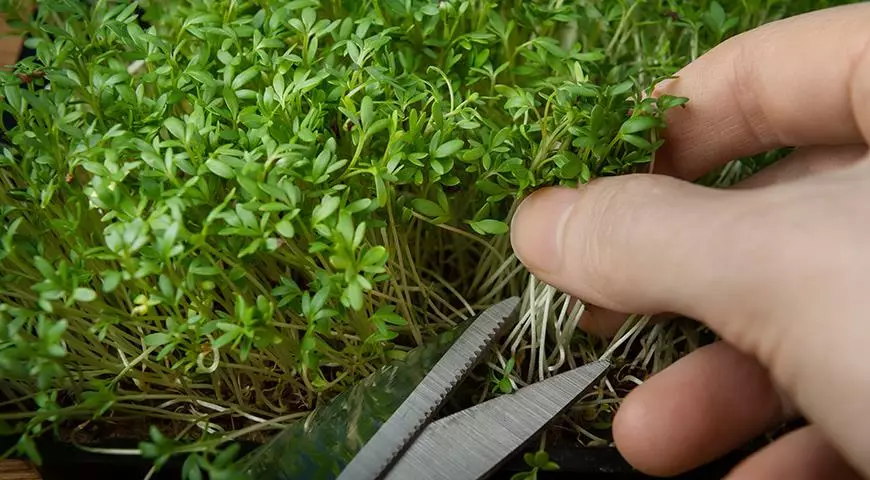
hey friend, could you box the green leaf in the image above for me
[18,435,42,466]
[213,332,237,349]
[275,219,295,238]
[367,118,390,136]
[346,198,372,213]
[205,159,234,178]
[621,133,654,150]
[343,281,364,310]
[469,219,509,235]
[144,333,172,347]
[620,116,662,134]
[164,117,185,140]
[360,96,374,131]
[139,441,160,459]
[213,443,241,467]
[102,271,122,292]
[301,8,317,29]
[182,455,203,480]
[361,246,388,266]
[420,4,439,15]
[72,287,97,302]
[232,66,260,90]
[410,199,445,218]
[435,139,464,158]
[312,195,340,224]
[656,94,689,111]
[609,81,634,96]
[523,452,536,467]
[33,256,54,278]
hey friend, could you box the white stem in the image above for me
[537,286,553,380]
[546,296,571,372]
[599,315,650,361]
[527,276,537,382]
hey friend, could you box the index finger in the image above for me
[651,3,870,181]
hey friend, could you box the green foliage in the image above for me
[491,356,516,394]
[0,0,859,471]
[511,450,559,480]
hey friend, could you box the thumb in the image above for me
[510,174,744,321]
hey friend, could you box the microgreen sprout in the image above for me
[0,0,857,473]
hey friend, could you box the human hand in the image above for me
[510,4,870,479]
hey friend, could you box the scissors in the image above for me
[334,296,611,480]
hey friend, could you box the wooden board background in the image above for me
[0,12,25,68]
[0,9,38,480]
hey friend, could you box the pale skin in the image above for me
[510,4,870,479]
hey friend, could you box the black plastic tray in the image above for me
[0,435,761,480]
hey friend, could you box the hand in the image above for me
[510,4,870,479]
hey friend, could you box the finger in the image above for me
[725,426,863,480]
[578,305,678,338]
[575,144,869,337]
[733,144,869,189]
[651,3,870,180]
[510,163,870,477]
[612,342,793,477]
[510,174,742,319]
[577,305,627,338]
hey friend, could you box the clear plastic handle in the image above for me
[240,328,461,480]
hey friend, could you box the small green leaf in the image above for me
[275,219,295,238]
[361,246,388,266]
[621,133,654,150]
[102,271,122,292]
[232,66,260,90]
[620,116,662,134]
[360,96,374,131]
[312,195,340,224]
[139,441,160,459]
[420,4,439,15]
[343,281,364,310]
[73,287,97,302]
[18,435,42,465]
[144,333,172,347]
[523,452,536,466]
[205,159,234,178]
[164,117,185,140]
[469,219,509,235]
[410,198,445,218]
[213,332,237,349]
[182,455,203,480]
[435,139,464,158]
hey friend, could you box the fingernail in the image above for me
[510,187,578,274]
[651,78,675,98]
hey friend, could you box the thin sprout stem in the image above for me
[599,315,650,361]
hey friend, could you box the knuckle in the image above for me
[728,40,784,149]
[568,175,665,302]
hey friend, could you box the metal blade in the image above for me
[382,359,611,480]
[336,297,521,480]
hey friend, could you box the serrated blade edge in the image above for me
[383,359,611,480]
[336,297,521,480]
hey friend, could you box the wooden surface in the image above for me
[0,14,24,67]
[0,460,40,480]
[0,12,34,480]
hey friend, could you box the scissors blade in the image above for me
[382,359,611,480]
[337,297,521,480]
